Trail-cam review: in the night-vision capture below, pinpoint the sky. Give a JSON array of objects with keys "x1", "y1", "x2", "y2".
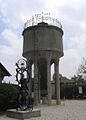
[{"x1": 0, "y1": 0, "x2": 86, "y2": 83}]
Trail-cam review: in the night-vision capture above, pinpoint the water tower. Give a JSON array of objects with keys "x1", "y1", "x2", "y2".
[{"x1": 22, "y1": 13, "x2": 64, "y2": 105}]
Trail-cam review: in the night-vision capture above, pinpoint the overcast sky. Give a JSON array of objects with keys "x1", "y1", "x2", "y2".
[{"x1": 0, "y1": 0, "x2": 86, "y2": 83}]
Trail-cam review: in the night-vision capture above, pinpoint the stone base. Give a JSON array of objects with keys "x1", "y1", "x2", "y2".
[{"x1": 7, "y1": 109, "x2": 41, "y2": 119}]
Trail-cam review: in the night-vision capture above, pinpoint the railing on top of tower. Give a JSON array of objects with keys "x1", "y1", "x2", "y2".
[{"x1": 24, "y1": 13, "x2": 62, "y2": 29}]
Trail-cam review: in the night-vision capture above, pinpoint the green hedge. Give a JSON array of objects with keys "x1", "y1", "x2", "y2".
[
  {"x1": 0, "y1": 83, "x2": 18, "y2": 111},
  {"x1": 60, "y1": 84, "x2": 86, "y2": 99},
  {"x1": 0, "y1": 83, "x2": 86, "y2": 112}
]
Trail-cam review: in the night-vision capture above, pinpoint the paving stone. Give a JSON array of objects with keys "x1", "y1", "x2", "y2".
[{"x1": 0, "y1": 100, "x2": 86, "y2": 120}]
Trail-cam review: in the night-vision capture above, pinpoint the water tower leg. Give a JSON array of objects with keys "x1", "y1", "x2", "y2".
[
  {"x1": 27, "y1": 59, "x2": 32, "y2": 97},
  {"x1": 47, "y1": 59, "x2": 52, "y2": 105},
  {"x1": 55, "y1": 59, "x2": 60, "y2": 105},
  {"x1": 34, "y1": 60, "x2": 39, "y2": 106}
]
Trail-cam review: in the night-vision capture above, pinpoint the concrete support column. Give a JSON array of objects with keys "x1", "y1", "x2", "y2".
[
  {"x1": 34, "y1": 60, "x2": 39, "y2": 105},
  {"x1": 30, "y1": 63, "x2": 32, "y2": 97},
  {"x1": 27, "y1": 60, "x2": 32, "y2": 96},
  {"x1": 55, "y1": 59, "x2": 60, "y2": 105},
  {"x1": 38, "y1": 72, "x2": 41, "y2": 103},
  {"x1": 47, "y1": 59, "x2": 51, "y2": 105}
]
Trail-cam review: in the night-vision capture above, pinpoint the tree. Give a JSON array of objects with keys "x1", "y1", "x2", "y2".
[
  {"x1": 78, "y1": 58, "x2": 86, "y2": 80},
  {"x1": 71, "y1": 74, "x2": 84, "y2": 85},
  {"x1": 71, "y1": 58, "x2": 86, "y2": 85}
]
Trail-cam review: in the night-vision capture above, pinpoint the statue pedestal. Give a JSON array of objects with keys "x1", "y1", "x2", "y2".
[{"x1": 7, "y1": 109, "x2": 41, "y2": 119}]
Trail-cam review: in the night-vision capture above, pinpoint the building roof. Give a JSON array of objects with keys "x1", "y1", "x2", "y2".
[
  {"x1": 51, "y1": 76, "x2": 75, "y2": 85},
  {"x1": 61, "y1": 77, "x2": 74, "y2": 84},
  {"x1": 0, "y1": 62, "x2": 11, "y2": 76}
]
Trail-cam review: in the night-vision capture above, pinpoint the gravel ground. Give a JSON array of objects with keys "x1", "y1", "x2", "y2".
[{"x1": 0, "y1": 100, "x2": 86, "y2": 120}]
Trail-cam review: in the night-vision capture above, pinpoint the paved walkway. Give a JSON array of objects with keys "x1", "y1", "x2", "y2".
[{"x1": 0, "y1": 100, "x2": 86, "y2": 120}]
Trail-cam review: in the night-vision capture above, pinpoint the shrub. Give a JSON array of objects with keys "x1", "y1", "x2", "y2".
[
  {"x1": 0, "y1": 83, "x2": 18, "y2": 111},
  {"x1": 60, "y1": 84, "x2": 86, "y2": 99},
  {"x1": 61, "y1": 85, "x2": 75, "y2": 99}
]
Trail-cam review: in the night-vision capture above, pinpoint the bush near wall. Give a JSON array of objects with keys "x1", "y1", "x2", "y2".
[
  {"x1": 60, "y1": 84, "x2": 86, "y2": 99},
  {"x1": 61, "y1": 85, "x2": 77, "y2": 99},
  {"x1": 0, "y1": 83, "x2": 18, "y2": 111}
]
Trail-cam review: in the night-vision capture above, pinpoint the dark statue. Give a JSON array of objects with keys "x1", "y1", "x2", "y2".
[{"x1": 16, "y1": 59, "x2": 33, "y2": 111}]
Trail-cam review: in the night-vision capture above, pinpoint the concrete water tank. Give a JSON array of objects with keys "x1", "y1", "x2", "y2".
[{"x1": 22, "y1": 22, "x2": 63, "y2": 58}]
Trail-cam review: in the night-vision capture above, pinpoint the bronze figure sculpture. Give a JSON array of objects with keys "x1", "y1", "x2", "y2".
[{"x1": 16, "y1": 59, "x2": 33, "y2": 111}]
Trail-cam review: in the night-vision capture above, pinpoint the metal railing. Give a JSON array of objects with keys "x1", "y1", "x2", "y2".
[{"x1": 24, "y1": 13, "x2": 62, "y2": 29}]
